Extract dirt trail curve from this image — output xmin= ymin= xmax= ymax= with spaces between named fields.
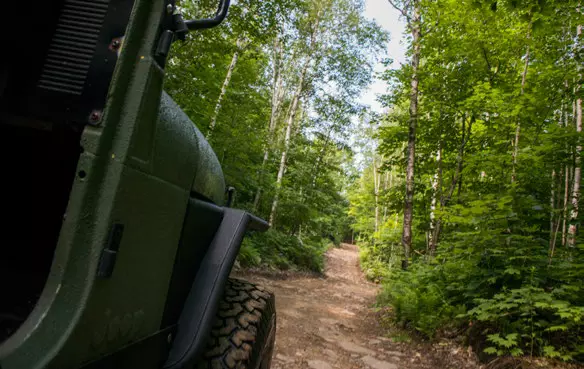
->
xmin=235 ymin=244 xmax=479 ymax=369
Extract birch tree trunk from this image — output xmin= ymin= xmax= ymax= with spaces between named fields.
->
xmin=428 ymin=145 xmax=442 ymax=254
xmin=401 ymin=0 xmax=421 ymax=269
xmin=550 ymin=166 xmax=565 ymax=263
xmin=563 ymin=97 xmax=571 ymax=246
xmin=269 ymin=64 xmax=312 ymax=226
xmin=512 ymin=27 xmax=531 ymax=183
xmin=374 ymin=157 xmax=380 ymax=234
xmin=550 ymin=107 xmax=567 ymax=258
xmin=563 ymin=164 xmax=570 ymax=246
xmin=568 ymin=106 xmax=582 ymax=247
xmin=268 ymin=68 xmax=306 ymax=226
xmin=269 ymin=10 xmax=321 ymax=226
xmin=568 ymin=23 xmax=582 ymax=247
xmin=550 ymin=169 xmax=557 ymax=255
xmin=383 ymin=171 xmax=390 ymax=223
xmin=568 ymin=25 xmax=582 ymax=247
xmin=207 ymin=37 xmax=246 ymax=139
xmin=253 ymin=37 xmax=285 ymax=211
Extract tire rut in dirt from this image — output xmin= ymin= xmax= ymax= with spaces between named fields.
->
xmin=197 ymin=278 xmax=276 ymax=369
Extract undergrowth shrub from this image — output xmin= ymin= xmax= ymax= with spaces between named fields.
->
xmin=359 ymin=194 xmax=584 ymax=361
xmin=359 ymin=227 xmax=402 ymax=281
xmin=377 ymin=262 xmax=466 ymax=338
xmin=238 ymin=229 xmax=328 ymax=272
xmin=466 ymin=278 xmax=584 ymax=360
xmin=359 ymin=246 xmax=392 ymax=281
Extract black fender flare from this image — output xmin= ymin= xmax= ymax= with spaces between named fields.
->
xmin=164 ymin=208 xmax=268 ymax=369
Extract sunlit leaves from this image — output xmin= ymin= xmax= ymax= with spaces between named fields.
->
xmin=352 ymin=0 xmax=584 ymax=361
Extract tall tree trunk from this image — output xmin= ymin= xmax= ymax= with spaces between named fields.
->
xmin=563 ymin=96 xmax=571 ymax=246
xmin=269 ymin=11 xmax=321 ymax=226
xmin=401 ymin=0 xmax=421 ymax=269
xmin=374 ymin=157 xmax=380 ymax=234
xmin=550 ymin=166 xmax=565 ymax=264
xmin=512 ymin=26 xmax=531 ymax=183
xmin=457 ymin=115 xmax=466 ymax=202
xmin=269 ymin=88 xmax=301 ymax=226
xmin=429 ymin=144 xmax=442 ymax=255
xmin=550 ymin=108 xmax=567 ymax=259
xmin=568 ymin=24 xmax=582 ymax=247
xmin=431 ymin=115 xmax=474 ymax=250
xmin=311 ymin=126 xmax=334 ymax=187
xmin=550 ymin=168 xmax=557 ymax=252
xmin=383 ymin=171 xmax=390 ymax=223
xmin=269 ymin=58 xmax=313 ymax=226
xmin=207 ymin=37 xmax=246 ymax=139
xmin=563 ymin=164 xmax=570 ymax=246
xmin=253 ymin=37 xmax=285 ymax=211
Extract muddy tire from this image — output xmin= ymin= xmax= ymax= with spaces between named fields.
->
xmin=196 ymin=278 xmax=276 ymax=369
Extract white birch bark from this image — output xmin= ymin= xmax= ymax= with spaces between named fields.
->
xmin=568 ymin=24 xmax=582 ymax=247
xmin=207 ymin=37 xmax=247 ymax=139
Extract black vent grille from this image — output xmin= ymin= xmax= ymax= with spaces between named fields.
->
xmin=38 ymin=0 xmax=110 ymax=95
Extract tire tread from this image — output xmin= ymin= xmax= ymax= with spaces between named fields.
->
xmin=196 ymin=278 xmax=276 ymax=369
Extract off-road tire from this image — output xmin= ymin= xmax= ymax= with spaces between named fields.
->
xmin=196 ymin=278 xmax=276 ymax=369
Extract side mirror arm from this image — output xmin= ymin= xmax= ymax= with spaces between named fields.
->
xmin=185 ymin=0 xmax=231 ymax=31
xmin=156 ymin=0 xmax=231 ymax=63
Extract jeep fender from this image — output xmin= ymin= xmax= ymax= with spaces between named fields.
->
xmin=164 ymin=207 xmax=268 ymax=369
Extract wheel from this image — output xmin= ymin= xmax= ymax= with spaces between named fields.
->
xmin=196 ymin=278 xmax=276 ymax=369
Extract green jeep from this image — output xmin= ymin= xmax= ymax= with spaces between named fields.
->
xmin=0 ymin=1 xmax=276 ymax=368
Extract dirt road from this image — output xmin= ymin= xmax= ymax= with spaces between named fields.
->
xmin=235 ymin=244 xmax=479 ymax=369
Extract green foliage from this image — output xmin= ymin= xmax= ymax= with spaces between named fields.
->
xmin=484 ymin=333 xmax=523 ymax=357
xmin=358 ymin=228 xmax=402 ymax=281
xmin=239 ymin=230 xmax=328 ymax=272
xmin=165 ymin=0 xmax=385 ymax=274
xmin=349 ymin=0 xmax=584 ymax=362
xmin=467 ymin=283 xmax=584 ymax=360
xmin=377 ymin=263 xmax=466 ymax=338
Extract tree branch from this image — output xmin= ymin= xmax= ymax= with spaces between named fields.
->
xmin=481 ymin=47 xmax=496 ymax=85
xmin=387 ymin=0 xmax=411 ymax=23
xmin=442 ymin=115 xmax=475 ymax=207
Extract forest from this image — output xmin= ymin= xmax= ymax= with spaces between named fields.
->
xmin=167 ymin=0 xmax=584 ymax=364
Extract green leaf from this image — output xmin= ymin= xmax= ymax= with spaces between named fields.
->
xmin=484 ymin=347 xmax=498 ymax=355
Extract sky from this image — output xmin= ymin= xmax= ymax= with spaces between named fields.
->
xmin=359 ymin=0 xmax=407 ymax=114
xmin=346 ymin=0 xmax=406 ymax=171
